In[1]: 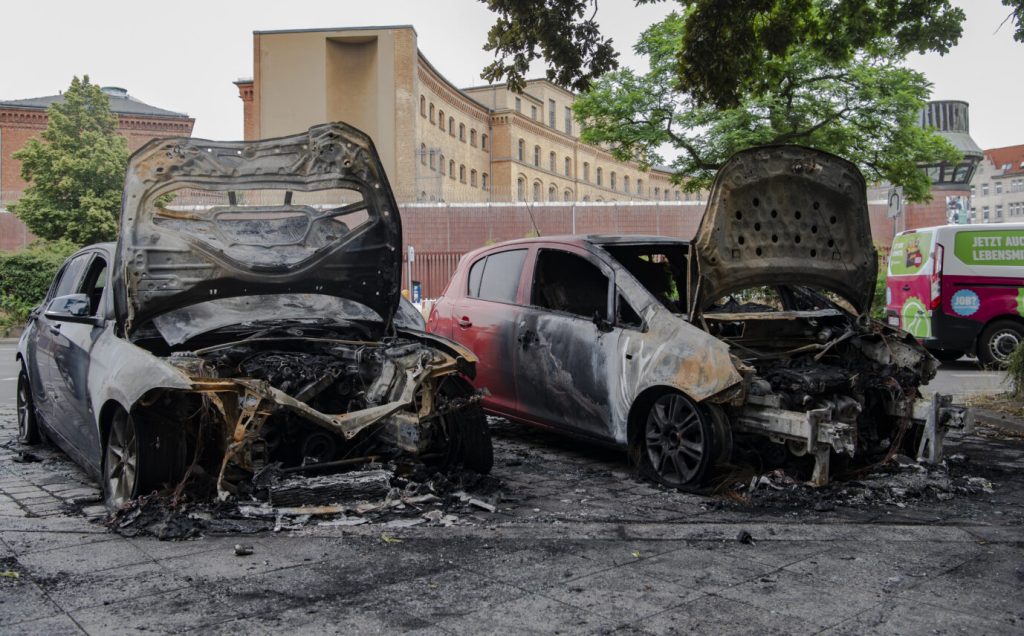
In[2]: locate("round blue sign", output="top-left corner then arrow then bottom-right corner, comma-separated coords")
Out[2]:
951,289 -> 980,316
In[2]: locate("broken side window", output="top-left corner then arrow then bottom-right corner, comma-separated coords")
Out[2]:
603,244 -> 688,314
531,250 -> 609,319
79,255 -> 108,316
468,249 -> 527,304
616,292 -> 642,329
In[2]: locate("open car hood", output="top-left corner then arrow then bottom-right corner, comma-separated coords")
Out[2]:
114,123 -> 402,337
692,145 -> 877,316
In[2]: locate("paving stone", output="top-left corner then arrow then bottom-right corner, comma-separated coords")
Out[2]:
0,579 -> 63,626
36,560 -> 192,612
16,537 -> 152,577
630,593 -> 820,635
436,592 -> 616,635
2,530 -> 117,555
821,598 -> 1017,635
1,612 -> 84,635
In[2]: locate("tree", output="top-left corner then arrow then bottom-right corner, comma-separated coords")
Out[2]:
572,12 -> 960,201
1004,0 -> 1024,41
481,1 -> 966,108
12,76 -> 128,244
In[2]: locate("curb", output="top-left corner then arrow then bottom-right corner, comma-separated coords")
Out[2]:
973,406 -> 1024,435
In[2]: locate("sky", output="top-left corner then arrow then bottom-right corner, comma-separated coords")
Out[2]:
2,1 -> 1022,150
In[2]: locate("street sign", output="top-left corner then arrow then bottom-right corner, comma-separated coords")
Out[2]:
887,186 -> 903,219
407,245 -> 415,263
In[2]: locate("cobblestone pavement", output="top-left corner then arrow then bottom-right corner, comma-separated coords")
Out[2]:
1,402 -> 1022,635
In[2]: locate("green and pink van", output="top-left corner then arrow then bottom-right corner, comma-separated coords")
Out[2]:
886,223 -> 1024,365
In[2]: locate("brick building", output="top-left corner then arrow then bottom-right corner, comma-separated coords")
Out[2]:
0,86 -> 195,251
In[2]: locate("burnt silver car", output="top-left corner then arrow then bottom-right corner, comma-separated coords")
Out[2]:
429,146 -> 971,487
15,123 -> 492,509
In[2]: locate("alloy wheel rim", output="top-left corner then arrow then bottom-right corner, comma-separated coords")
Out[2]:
989,329 -> 1021,363
645,394 -> 705,486
105,413 -> 138,508
16,375 -> 30,439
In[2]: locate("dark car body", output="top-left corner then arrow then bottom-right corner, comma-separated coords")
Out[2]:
16,123 -> 491,508
428,146 -> 972,486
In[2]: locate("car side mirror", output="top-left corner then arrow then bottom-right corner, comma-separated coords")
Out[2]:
44,294 -> 105,327
592,311 -> 614,333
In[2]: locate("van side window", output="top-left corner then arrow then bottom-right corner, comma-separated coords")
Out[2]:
532,250 -> 609,319
467,249 -> 527,303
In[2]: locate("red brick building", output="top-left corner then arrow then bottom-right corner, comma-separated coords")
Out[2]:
0,86 -> 195,251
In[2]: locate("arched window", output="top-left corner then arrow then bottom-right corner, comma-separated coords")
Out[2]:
429,103 -> 435,123
610,171 -> 617,190
548,185 -> 557,201
563,189 -> 573,202
481,134 -> 488,150
482,172 -> 489,190
533,181 -> 541,201
420,143 -> 427,165
623,175 -> 630,194
448,117 -> 455,136
429,150 -> 436,170
596,167 -> 603,186
470,169 -> 478,187
675,190 -> 681,200
533,145 -> 541,166
459,165 -> 466,183
549,151 -> 556,171
583,162 -> 590,182
438,110 -> 445,130
654,187 -> 660,199
459,123 -> 466,141
518,139 -> 525,161
582,195 -> 591,202
449,160 -> 455,178
517,177 -> 526,201
470,129 -> 477,147
439,154 -> 445,175
564,157 -> 571,177
420,96 -> 426,117
664,189 -> 669,201
636,178 -> 643,195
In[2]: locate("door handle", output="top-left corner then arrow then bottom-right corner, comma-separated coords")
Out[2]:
457,316 -> 473,328
49,324 -> 62,335
901,284 -> 911,291
518,329 -> 538,348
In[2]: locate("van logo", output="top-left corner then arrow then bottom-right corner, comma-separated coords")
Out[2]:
951,289 -> 980,316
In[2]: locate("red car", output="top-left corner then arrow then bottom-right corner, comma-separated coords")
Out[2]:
427,145 -> 972,488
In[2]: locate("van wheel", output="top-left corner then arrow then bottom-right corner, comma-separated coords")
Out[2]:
977,320 -> 1024,367
642,391 -> 713,488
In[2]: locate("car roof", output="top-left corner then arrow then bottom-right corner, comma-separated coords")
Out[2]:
465,234 -> 688,258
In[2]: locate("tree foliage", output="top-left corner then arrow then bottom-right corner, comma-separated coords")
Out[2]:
1005,0 -> 1024,42
12,76 -> 128,245
573,12 -> 960,202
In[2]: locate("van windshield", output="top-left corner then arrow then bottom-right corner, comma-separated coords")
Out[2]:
889,230 -> 935,276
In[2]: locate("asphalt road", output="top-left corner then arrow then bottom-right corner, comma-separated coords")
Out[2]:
0,339 -> 20,405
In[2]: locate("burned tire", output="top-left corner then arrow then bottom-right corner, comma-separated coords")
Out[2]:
642,391 -> 714,488
977,320 -> 1024,367
16,369 -> 40,445
102,408 -> 185,510
438,379 -> 493,474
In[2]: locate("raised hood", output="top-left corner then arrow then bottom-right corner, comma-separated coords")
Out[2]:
693,145 -> 877,315
114,123 -> 403,336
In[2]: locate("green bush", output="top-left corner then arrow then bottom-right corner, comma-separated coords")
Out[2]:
871,269 -> 887,321
1006,343 -> 1024,398
0,240 -> 79,331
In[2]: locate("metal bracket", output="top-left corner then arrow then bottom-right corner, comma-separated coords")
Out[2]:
916,392 -> 975,463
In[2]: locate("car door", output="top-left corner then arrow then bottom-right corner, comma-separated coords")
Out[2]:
33,253 -> 91,430
48,252 -> 110,468
513,246 -> 619,441
450,247 -> 530,417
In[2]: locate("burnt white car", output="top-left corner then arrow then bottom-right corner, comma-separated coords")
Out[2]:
16,123 -> 492,509
429,146 -> 972,487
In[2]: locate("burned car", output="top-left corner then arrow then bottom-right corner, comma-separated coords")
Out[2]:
427,145 -> 970,487
15,123 -> 492,510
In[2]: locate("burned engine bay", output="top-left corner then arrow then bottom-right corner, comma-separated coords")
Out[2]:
702,286 -> 969,484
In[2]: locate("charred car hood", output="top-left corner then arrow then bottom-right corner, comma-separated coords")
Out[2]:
114,123 -> 403,337
693,146 -> 877,315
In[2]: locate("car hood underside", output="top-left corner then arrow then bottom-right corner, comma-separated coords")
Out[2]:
114,123 -> 403,338
692,145 -> 878,315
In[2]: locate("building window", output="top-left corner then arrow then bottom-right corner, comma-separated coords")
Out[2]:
449,117 -> 455,136
459,123 -> 466,141
636,179 -> 643,196
420,143 -> 427,165
982,183 -> 989,196
675,191 -> 681,200
471,169 -> 478,187
534,145 -> 541,167
583,162 -> 590,182
459,165 -> 466,183
549,151 -> 556,172
564,157 -> 571,177
482,172 -> 489,190
548,99 -> 556,127
429,150 -> 436,170
420,95 -> 426,117
470,129 -> 477,147
664,190 -> 670,201
996,181 -> 1004,195
515,97 -> 522,112
610,171 -> 617,190
623,175 -> 630,194
564,106 -> 572,135
518,177 -> 526,201
597,167 -> 603,186
531,105 -> 538,120
439,154 -> 445,175
533,181 -> 541,201
548,184 -> 557,201
996,204 -> 1004,217
970,184 -> 976,195
449,160 -> 456,178
481,134 -> 488,150
518,139 -> 525,162
563,189 -> 572,202
429,103 -> 435,123
983,205 -> 990,220
654,187 -> 660,198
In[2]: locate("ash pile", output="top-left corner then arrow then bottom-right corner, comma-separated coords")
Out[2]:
106,462 -> 503,540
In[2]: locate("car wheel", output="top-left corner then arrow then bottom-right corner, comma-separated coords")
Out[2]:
16,369 -> 40,445
103,408 -> 184,510
438,378 -> 493,474
642,391 -> 713,488
928,349 -> 964,363
977,320 -> 1024,367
